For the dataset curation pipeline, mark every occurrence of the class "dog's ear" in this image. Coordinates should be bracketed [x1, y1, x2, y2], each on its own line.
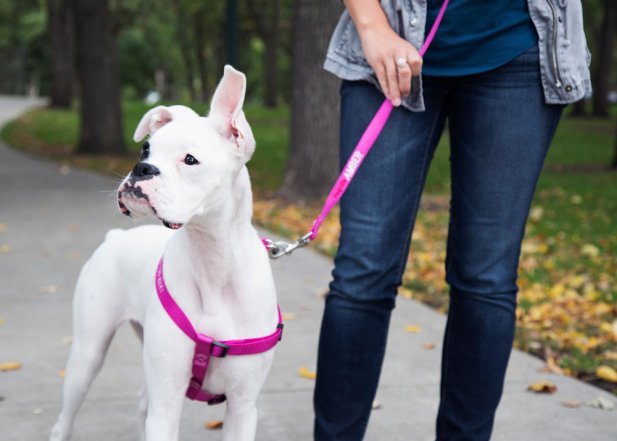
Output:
[209, 65, 255, 160]
[133, 106, 174, 142]
[133, 105, 199, 142]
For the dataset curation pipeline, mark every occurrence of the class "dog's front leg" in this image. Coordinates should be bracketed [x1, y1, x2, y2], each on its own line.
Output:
[222, 400, 258, 441]
[142, 324, 193, 441]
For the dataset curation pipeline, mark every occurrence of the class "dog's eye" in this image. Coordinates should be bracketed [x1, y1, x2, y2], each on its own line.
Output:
[140, 142, 150, 161]
[184, 154, 199, 166]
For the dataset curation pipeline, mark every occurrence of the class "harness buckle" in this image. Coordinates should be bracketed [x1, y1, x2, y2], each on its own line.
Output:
[207, 394, 227, 405]
[277, 323, 284, 342]
[211, 341, 230, 358]
[265, 232, 313, 259]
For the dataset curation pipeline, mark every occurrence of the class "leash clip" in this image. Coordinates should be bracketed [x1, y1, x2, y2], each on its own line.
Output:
[265, 232, 313, 259]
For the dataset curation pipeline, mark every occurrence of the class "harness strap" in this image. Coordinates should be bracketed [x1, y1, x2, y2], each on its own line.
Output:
[155, 258, 283, 405]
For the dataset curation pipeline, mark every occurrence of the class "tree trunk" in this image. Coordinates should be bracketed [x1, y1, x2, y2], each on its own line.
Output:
[174, 2, 196, 102]
[592, 0, 616, 117]
[569, 99, 586, 117]
[47, 0, 74, 108]
[247, 0, 281, 108]
[264, 0, 280, 107]
[193, 8, 210, 102]
[278, 0, 343, 201]
[72, 0, 126, 155]
[612, 117, 617, 170]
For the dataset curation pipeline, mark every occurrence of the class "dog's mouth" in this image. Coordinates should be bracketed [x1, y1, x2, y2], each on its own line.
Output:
[161, 220, 183, 230]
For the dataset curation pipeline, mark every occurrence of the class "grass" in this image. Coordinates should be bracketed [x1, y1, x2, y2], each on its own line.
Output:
[2, 101, 616, 392]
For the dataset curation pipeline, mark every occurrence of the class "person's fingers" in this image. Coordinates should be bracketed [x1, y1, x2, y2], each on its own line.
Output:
[374, 62, 390, 101]
[396, 58, 412, 98]
[407, 49, 423, 78]
[385, 58, 400, 106]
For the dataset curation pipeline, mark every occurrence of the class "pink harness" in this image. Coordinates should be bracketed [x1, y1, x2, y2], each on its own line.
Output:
[155, 258, 283, 404]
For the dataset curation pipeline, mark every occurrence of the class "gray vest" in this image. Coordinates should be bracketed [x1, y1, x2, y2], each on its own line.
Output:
[324, 0, 592, 111]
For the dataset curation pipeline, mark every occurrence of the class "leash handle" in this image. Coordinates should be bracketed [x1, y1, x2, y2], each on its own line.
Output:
[262, 0, 449, 257]
[308, 0, 449, 241]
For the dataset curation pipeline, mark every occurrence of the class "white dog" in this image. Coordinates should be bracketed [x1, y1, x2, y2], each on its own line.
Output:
[50, 66, 280, 441]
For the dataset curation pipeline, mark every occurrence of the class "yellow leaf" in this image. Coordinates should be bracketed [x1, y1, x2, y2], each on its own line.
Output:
[298, 366, 316, 380]
[570, 194, 583, 204]
[282, 312, 296, 321]
[529, 206, 544, 222]
[580, 244, 600, 258]
[596, 366, 617, 383]
[561, 400, 582, 408]
[0, 244, 11, 254]
[422, 342, 436, 350]
[405, 324, 421, 333]
[539, 356, 564, 375]
[58, 370, 65, 378]
[0, 361, 22, 372]
[204, 420, 224, 430]
[398, 287, 413, 299]
[527, 381, 557, 394]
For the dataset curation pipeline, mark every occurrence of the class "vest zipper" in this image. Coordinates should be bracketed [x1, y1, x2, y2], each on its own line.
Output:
[546, 0, 564, 88]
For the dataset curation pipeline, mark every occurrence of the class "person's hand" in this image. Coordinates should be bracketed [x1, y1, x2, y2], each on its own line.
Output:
[357, 24, 422, 106]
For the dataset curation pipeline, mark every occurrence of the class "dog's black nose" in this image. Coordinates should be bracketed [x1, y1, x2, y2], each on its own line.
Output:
[132, 162, 160, 178]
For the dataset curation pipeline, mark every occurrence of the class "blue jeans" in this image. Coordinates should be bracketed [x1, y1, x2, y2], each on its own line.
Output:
[314, 47, 563, 441]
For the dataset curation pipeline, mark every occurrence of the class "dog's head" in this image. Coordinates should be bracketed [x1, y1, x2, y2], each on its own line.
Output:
[117, 65, 255, 229]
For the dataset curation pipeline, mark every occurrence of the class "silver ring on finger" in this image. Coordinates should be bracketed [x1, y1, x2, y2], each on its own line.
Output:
[396, 57, 408, 69]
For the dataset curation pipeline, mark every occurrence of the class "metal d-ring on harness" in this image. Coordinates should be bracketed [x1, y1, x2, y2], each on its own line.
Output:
[263, 232, 313, 259]
[261, 0, 449, 261]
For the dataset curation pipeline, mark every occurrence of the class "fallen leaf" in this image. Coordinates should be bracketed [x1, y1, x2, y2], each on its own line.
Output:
[529, 206, 544, 222]
[422, 342, 436, 350]
[282, 312, 296, 321]
[405, 324, 421, 333]
[527, 381, 557, 394]
[298, 366, 316, 380]
[560, 400, 582, 408]
[570, 194, 583, 204]
[58, 370, 65, 378]
[580, 244, 600, 258]
[59, 165, 71, 175]
[0, 317, 4, 327]
[371, 400, 382, 410]
[315, 288, 329, 298]
[0, 361, 22, 372]
[539, 354, 564, 375]
[204, 420, 224, 430]
[587, 396, 615, 411]
[61, 335, 73, 345]
[0, 244, 11, 254]
[0, 224, 6, 233]
[595, 365, 617, 383]
[40, 285, 58, 294]
[67, 224, 80, 232]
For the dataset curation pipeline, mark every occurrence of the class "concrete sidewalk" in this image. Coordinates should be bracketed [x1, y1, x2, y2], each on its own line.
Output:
[0, 96, 614, 441]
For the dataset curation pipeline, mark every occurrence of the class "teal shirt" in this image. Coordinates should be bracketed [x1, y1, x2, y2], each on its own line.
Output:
[422, 0, 538, 76]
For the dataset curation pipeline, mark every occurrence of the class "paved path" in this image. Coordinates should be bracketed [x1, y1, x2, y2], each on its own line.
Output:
[0, 96, 614, 441]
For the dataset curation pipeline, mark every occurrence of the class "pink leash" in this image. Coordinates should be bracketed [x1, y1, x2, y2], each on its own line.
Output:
[264, 0, 449, 259]
[156, 259, 283, 404]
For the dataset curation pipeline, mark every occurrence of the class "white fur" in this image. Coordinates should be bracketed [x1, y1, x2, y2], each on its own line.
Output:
[50, 66, 277, 441]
